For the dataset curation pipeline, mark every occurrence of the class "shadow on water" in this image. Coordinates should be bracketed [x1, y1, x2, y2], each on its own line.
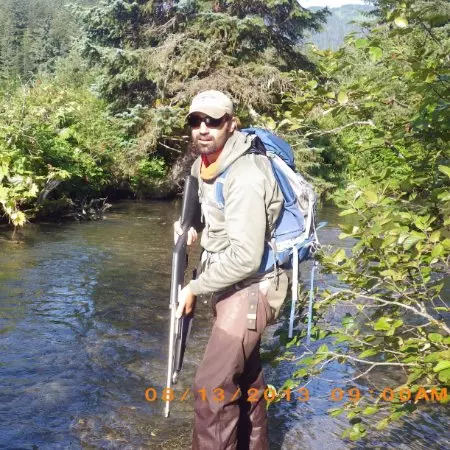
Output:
[0, 201, 448, 449]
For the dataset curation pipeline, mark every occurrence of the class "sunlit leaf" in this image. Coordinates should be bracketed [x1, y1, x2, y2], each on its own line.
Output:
[364, 190, 378, 204]
[338, 91, 349, 105]
[433, 361, 450, 372]
[329, 407, 345, 417]
[369, 47, 383, 62]
[317, 344, 329, 354]
[339, 208, 356, 216]
[394, 17, 408, 28]
[359, 349, 378, 358]
[438, 166, 450, 178]
[431, 244, 444, 258]
[374, 317, 391, 331]
[428, 333, 443, 343]
[355, 38, 369, 49]
[363, 406, 378, 415]
[333, 248, 346, 263]
[342, 314, 355, 330]
[438, 368, 450, 383]
[376, 418, 390, 430]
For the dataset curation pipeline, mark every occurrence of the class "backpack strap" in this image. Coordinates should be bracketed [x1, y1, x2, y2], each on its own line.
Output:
[215, 167, 229, 209]
[215, 135, 266, 209]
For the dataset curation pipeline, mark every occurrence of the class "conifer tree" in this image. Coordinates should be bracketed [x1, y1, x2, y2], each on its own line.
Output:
[79, 0, 328, 185]
[0, 0, 91, 81]
[80, 0, 328, 111]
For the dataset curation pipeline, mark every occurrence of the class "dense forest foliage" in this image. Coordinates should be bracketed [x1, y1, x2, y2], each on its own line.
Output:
[272, 0, 450, 440]
[0, 0, 449, 441]
[0, 0, 97, 81]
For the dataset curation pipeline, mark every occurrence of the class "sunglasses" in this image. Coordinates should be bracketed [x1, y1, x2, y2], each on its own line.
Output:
[187, 114, 228, 129]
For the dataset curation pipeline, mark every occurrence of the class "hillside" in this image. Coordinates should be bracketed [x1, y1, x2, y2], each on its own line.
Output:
[0, 0, 97, 81]
[306, 4, 374, 49]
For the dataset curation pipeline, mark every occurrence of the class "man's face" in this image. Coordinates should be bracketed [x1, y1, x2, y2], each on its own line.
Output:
[189, 113, 236, 156]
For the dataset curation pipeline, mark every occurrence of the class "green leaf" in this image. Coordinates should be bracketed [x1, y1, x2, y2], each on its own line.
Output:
[428, 333, 443, 343]
[430, 231, 441, 243]
[0, 187, 8, 203]
[438, 166, 450, 178]
[286, 335, 298, 348]
[403, 235, 421, 250]
[339, 208, 356, 216]
[359, 349, 378, 358]
[333, 248, 346, 264]
[317, 344, 329, 355]
[364, 191, 378, 204]
[293, 368, 308, 378]
[424, 351, 448, 363]
[355, 38, 368, 49]
[338, 91, 349, 105]
[390, 410, 406, 421]
[369, 47, 383, 62]
[433, 361, 450, 372]
[349, 423, 366, 441]
[299, 356, 314, 366]
[342, 314, 355, 330]
[376, 418, 390, 430]
[329, 407, 345, 417]
[281, 378, 296, 390]
[59, 128, 72, 140]
[380, 269, 404, 282]
[438, 368, 450, 383]
[394, 17, 408, 28]
[434, 307, 449, 312]
[425, 73, 438, 83]
[335, 335, 351, 343]
[264, 116, 277, 130]
[374, 317, 392, 331]
[407, 370, 424, 384]
[363, 406, 378, 415]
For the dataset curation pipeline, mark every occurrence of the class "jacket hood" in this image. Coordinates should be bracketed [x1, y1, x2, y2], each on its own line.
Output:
[203, 130, 253, 179]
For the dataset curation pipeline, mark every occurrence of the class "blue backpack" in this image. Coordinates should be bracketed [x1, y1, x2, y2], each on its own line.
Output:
[215, 127, 323, 341]
[216, 127, 319, 270]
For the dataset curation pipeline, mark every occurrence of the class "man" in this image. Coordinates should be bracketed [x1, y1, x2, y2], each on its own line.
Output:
[174, 90, 289, 449]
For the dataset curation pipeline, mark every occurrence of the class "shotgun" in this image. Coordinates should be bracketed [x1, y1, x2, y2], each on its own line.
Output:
[165, 175, 200, 418]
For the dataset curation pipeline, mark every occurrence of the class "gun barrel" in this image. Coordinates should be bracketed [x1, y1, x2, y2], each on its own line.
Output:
[165, 176, 199, 418]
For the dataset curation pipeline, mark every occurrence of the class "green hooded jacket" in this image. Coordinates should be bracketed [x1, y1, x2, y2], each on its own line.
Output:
[189, 130, 285, 298]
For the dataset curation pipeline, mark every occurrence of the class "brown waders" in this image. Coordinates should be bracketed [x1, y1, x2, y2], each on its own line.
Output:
[192, 272, 288, 450]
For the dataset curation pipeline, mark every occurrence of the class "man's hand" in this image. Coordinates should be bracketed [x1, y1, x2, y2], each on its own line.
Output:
[176, 284, 196, 318]
[174, 220, 198, 245]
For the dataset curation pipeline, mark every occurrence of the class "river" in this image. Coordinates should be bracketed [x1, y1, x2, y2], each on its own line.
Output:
[0, 201, 448, 449]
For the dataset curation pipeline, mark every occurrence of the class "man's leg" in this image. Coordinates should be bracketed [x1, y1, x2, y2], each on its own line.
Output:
[192, 284, 272, 450]
[237, 340, 269, 450]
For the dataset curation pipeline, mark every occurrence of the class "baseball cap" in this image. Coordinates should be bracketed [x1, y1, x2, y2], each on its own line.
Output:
[187, 90, 234, 119]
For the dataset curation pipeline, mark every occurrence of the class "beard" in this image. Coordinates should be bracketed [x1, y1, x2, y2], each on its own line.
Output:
[192, 135, 219, 155]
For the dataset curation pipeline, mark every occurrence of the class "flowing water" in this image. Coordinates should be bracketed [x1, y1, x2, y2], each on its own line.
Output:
[0, 201, 448, 449]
